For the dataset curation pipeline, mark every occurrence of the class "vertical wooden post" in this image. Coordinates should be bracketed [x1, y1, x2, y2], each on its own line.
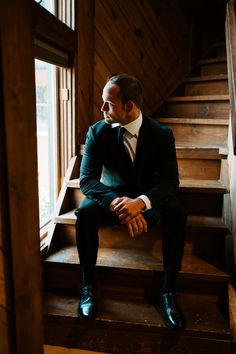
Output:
[0, 1, 44, 353]
[0, 50, 14, 354]
[74, 0, 95, 151]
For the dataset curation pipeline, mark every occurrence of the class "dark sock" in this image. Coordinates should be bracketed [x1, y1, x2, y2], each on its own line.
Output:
[162, 271, 178, 294]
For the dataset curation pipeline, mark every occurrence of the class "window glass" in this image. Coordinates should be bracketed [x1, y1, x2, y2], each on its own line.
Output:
[35, 59, 57, 226]
[34, 0, 54, 14]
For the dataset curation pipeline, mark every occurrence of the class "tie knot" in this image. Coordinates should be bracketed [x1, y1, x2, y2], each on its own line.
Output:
[118, 126, 126, 143]
[119, 126, 126, 135]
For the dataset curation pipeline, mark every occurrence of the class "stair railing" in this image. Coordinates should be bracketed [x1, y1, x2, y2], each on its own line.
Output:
[226, 0, 236, 155]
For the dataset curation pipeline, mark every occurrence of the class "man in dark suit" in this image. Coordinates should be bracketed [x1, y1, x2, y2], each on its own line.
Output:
[75, 74, 187, 328]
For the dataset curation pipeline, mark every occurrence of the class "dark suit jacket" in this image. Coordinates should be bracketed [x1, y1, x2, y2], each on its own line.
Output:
[80, 115, 179, 210]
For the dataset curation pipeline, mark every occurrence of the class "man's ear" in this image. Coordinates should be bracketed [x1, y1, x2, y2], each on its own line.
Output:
[125, 100, 133, 112]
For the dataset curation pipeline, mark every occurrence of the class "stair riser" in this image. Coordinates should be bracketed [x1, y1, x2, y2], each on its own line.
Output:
[201, 63, 227, 76]
[178, 158, 221, 180]
[50, 223, 227, 263]
[43, 316, 231, 354]
[44, 261, 228, 297]
[162, 101, 229, 119]
[168, 123, 228, 145]
[185, 81, 228, 96]
[215, 47, 226, 57]
[180, 192, 223, 216]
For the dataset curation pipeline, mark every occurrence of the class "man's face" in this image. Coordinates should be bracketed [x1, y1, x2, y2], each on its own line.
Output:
[101, 83, 128, 125]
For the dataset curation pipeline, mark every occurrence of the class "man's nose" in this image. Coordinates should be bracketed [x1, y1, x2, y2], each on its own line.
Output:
[101, 102, 108, 112]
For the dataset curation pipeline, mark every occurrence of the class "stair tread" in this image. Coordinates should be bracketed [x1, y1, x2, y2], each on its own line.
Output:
[176, 141, 228, 159]
[43, 289, 232, 340]
[45, 245, 229, 281]
[54, 210, 227, 229]
[198, 56, 227, 64]
[184, 74, 228, 83]
[179, 179, 227, 193]
[158, 117, 229, 125]
[65, 178, 227, 192]
[167, 95, 229, 102]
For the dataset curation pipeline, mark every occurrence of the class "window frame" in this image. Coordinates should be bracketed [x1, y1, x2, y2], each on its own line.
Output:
[33, 0, 76, 249]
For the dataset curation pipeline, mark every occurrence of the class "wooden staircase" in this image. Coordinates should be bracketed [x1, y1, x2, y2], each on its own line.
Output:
[43, 42, 236, 353]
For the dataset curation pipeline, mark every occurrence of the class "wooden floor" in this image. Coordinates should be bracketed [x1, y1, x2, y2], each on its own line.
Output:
[44, 345, 106, 354]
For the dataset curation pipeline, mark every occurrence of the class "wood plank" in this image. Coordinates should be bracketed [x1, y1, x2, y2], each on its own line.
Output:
[43, 290, 232, 340]
[184, 75, 228, 83]
[228, 283, 236, 341]
[43, 289, 232, 354]
[0, 52, 13, 353]
[158, 119, 229, 147]
[53, 210, 227, 230]
[33, 1, 75, 65]
[184, 79, 228, 96]
[62, 178, 227, 193]
[226, 0, 236, 154]
[159, 100, 229, 119]
[45, 245, 229, 283]
[44, 345, 106, 354]
[159, 117, 228, 125]
[201, 63, 228, 76]
[167, 95, 229, 102]
[74, 0, 95, 147]
[198, 57, 227, 64]
[179, 179, 227, 193]
[0, 1, 43, 353]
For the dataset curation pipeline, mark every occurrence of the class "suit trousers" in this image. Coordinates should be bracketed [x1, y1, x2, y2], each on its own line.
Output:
[75, 196, 187, 284]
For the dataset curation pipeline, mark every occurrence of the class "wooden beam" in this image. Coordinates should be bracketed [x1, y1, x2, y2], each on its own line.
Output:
[226, 0, 236, 155]
[0, 49, 14, 354]
[33, 1, 76, 67]
[0, 1, 43, 353]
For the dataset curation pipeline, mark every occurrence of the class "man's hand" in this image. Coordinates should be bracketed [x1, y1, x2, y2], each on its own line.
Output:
[109, 196, 148, 237]
[126, 213, 148, 238]
[111, 196, 145, 223]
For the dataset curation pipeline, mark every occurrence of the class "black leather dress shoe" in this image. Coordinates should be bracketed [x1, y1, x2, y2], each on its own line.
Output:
[159, 292, 185, 329]
[78, 285, 97, 320]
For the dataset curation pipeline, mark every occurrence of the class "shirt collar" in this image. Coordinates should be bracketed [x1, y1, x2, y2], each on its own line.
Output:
[122, 111, 142, 137]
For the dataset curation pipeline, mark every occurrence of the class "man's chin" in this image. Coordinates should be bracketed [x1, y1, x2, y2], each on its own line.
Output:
[104, 117, 113, 124]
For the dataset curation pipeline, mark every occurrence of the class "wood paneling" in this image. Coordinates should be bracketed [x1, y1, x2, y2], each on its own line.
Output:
[0, 1, 43, 353]
[93, 0, 192, 121]
[0, 49, 13, 354]
[75, 0, 95, 148]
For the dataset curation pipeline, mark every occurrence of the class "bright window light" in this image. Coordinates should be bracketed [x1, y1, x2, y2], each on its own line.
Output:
[35, 59, 57, 226]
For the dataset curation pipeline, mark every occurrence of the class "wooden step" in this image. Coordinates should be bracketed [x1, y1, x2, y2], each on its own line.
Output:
[44, 245, 230, 295]
[55, 179, 227, 220]
[183, 75, 228, 96]
[209, 43, 226, 57]
[198, 57, 227, 76]
[158, 117, 228, 145]
[65, 178, 227, 191]
[179, 179, 227, 193]
[198, 57, 227, 65]
[48, 213, 228, 275]
[167, 95, 229, 102]
[43, 289, 232, 354]
[54, 211, 227, 229]
[158, 96, 229, 119]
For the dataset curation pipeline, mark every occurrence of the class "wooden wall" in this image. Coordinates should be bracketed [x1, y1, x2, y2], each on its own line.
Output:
[0, 1, 44, 353]
[93, 0, 193, 122]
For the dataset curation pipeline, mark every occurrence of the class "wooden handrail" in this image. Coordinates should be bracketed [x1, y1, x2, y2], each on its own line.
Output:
[226, 0, 236, 155]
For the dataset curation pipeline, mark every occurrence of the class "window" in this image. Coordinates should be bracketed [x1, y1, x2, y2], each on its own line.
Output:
[35, 59, 57, 226]
[34, 0, 74, 29]
[34, 0, 54, 14]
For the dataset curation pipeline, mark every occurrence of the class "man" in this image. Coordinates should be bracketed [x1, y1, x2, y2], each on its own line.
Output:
[75, 74, 187, 329]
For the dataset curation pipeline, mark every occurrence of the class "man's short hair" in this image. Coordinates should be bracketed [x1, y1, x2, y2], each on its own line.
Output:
[107, 73, 143, 108]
